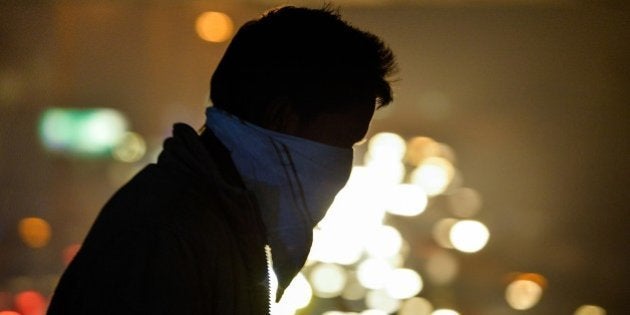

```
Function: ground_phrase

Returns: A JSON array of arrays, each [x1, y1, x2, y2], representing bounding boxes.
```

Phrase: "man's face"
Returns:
[[293, 97, 377, 148]]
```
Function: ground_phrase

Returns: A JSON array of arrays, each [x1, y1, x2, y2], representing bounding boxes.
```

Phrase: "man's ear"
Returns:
[[261, 96, 300, 134]]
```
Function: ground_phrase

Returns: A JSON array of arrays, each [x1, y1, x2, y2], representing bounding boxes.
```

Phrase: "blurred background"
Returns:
[[0, 0, 628, 314]]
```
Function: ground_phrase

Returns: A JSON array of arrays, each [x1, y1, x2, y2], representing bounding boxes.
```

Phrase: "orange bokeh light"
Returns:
[[515, 273, 548, 289], [195, 11, 234, 43], [18, 218, 51, 249], [14, 291, 46, 315]]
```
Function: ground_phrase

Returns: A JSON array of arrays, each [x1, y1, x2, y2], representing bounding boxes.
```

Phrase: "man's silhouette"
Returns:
[[48, 6, 397, 314]]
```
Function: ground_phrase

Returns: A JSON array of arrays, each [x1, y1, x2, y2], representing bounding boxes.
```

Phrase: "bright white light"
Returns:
[[505, 279, 543, 310], [80, 109, 128, 153], [366, 132, 406, 162], [400, 297, 433, 315], [364, 159, 406, 186], [309, 228, 363, 265], [360, 134, 406, 184], [365, 289, 401, 314], [574, 305, 607, 315], [364, 225, 403, 258], [314, 166, 390, 265], [309, 263, 347, 298], [426, 250, 459, 285], [319, 167, 387, 233], [410, 157, 455, 196], [361, 310, 388, 315], [384, 268, 423, 299], [270, 272, 312, 314], [357, 258, 393, 289], [449, 220, 490, 253], [386, 184, 428, 217], [431, 309, 460, 315]]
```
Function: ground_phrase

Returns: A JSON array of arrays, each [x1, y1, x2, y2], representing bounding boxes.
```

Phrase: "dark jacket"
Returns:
[[47, 124, 271, 314]]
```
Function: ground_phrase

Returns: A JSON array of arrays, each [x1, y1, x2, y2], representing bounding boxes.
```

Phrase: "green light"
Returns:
[[39, 108, 128, 157]]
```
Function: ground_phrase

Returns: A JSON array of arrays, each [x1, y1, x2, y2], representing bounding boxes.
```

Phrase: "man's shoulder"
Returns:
[[102, 162, 231, 228]]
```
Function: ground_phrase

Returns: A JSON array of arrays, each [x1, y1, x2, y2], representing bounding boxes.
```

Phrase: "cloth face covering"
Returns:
[[204, 107, 353, 299]]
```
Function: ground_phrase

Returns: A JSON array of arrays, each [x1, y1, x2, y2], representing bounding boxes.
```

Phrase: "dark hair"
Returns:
[[210, 6, 397, 124]]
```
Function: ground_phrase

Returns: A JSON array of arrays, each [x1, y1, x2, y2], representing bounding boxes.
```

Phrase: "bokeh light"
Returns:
[[404, 136, 441, 166], [447, 187, 482, 218], [82, 110, 128, 153], [357, 258, 393, 289], [18, 217, 51, 248], [112, 131, 146, 163], [366, 132, 406, 162], [309, 263, 347, 298], [319, 167, 388, 233], [309, 228, 363, 265], [399, 297, 433, 315], [410, 157, 455, 196], [270, 272, 312, 315], [574, 305, 607, 315], [364, 159, 406, 186], [14, 290, 46, 315], [39, 108, 75, 149], [365, 289, 401, 314], [435, 143, 457, 164], [0, 312, 21, 315], [195, 11, 234, 43], [505, 279, 543, 310], [364, 225, 403, 258], [386, 252, 407, 269], [314, 164, 396, 266], [341, 276, 367, 301], [514, 273, 547, 289], [385, 184, 428, 217], [432, 218, 458, 249], [39, 108, 128, 156], [425, 250, 459, 285], [384, 268, 423, 299], [449, 220, 490, 253]]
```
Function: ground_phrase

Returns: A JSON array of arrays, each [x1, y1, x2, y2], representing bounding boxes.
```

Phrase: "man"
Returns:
[[48, 5, 396, 314]]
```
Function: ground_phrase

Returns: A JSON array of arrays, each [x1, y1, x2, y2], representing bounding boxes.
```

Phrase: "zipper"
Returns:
[[265, 244, 273, 315]]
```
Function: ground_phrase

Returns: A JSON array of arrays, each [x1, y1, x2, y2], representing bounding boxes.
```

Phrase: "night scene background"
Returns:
[[0, 0, 628, 314]]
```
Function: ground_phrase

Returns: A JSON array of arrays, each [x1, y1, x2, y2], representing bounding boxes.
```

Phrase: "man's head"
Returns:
[[210, 6, 397, 147]]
